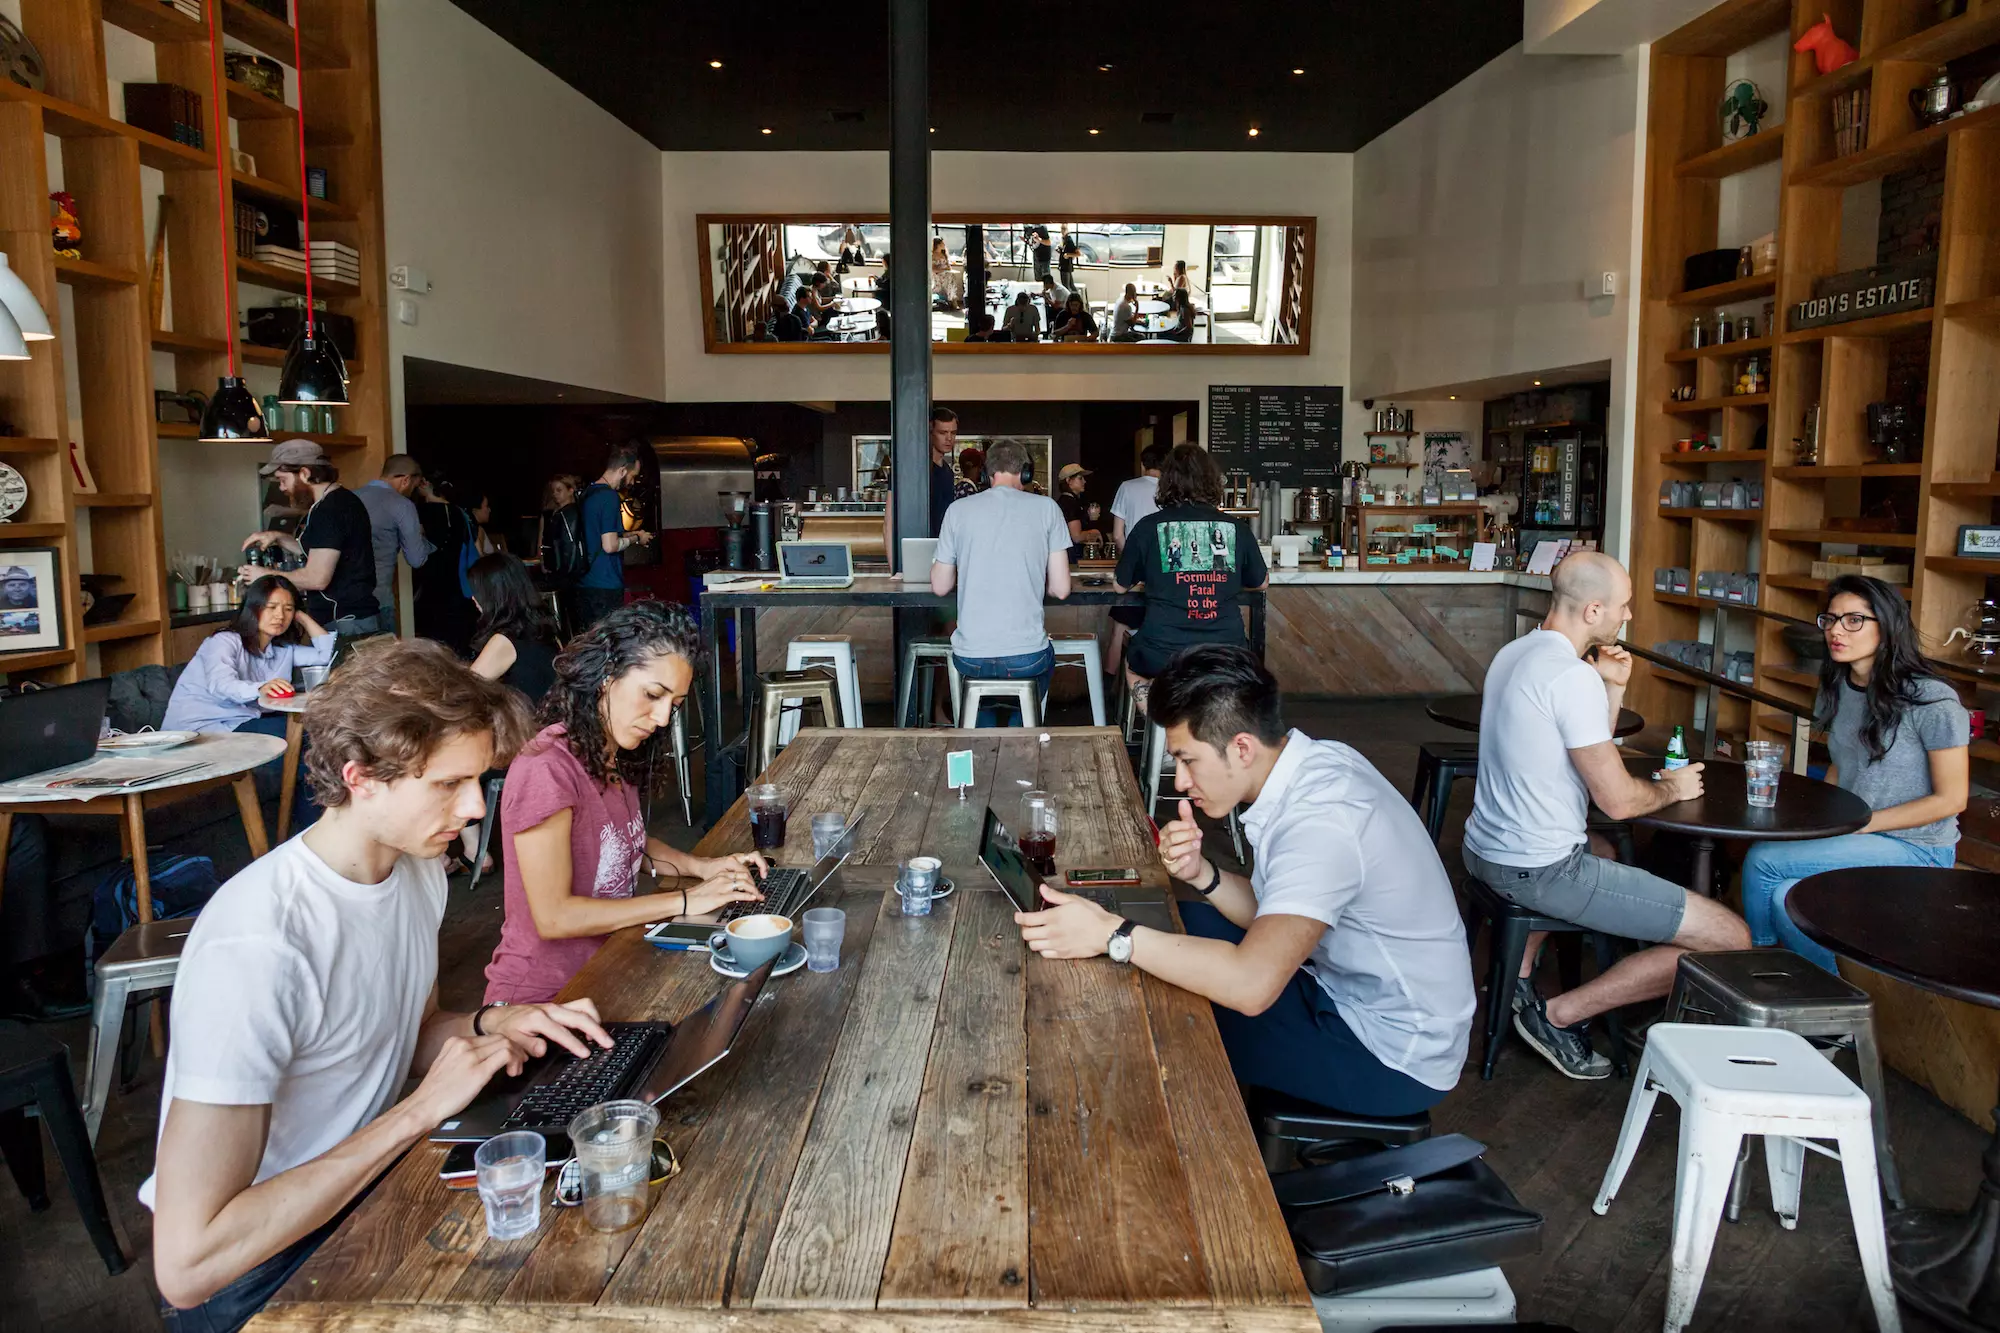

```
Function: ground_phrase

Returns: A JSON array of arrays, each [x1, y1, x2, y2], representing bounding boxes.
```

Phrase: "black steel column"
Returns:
[[888, 0, 930, 568]]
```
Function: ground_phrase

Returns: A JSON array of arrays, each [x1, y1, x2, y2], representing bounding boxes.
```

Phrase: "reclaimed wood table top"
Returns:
[[255, 727, 1314, 1332]]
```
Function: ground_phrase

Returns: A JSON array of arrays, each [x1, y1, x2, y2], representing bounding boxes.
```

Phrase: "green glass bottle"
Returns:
[[1665, 725, 1689, 771]]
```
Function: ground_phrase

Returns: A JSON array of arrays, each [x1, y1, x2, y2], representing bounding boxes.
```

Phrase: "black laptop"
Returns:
[[976, 805, 1174, 930], [0, 678, 112, 784], [430, 958, 774, 1143]]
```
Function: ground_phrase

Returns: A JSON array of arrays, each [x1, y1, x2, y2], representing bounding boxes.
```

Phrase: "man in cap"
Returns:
[[1055, 462, 1101, 558], [0, 565, 34, 610], [240, 440, 381, 635], [356, 455, 434, 630]]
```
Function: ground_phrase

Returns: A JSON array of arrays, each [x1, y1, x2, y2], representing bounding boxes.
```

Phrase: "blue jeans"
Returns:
[[1182, 903, 1446, 1116], [1740, 833, 1956, 973], [952, 645, 1055, 727], [233, 713, 319, 830]]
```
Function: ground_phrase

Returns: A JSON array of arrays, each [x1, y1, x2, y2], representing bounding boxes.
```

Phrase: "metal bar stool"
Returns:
[[2, 1020, 128, 1273], [753, 669, 843, 774], [1667, 948, 1902, 1212], [1463, 875, 1629, 1080], [958, 679, 1039, 729], [1140, 720, 1247, 861], [782, 634, 862, 740], [1409, 741, 1479, 844], [82, 919, 193, 1143], [895, 636, 957, 727], [1245, 1086, 1431, 1174], [1049, 633, 1107, 726], [467, 774, 507, 890]]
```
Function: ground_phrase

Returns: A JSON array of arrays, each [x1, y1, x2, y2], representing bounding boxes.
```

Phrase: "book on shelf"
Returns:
[[123, 83, 204, 149]]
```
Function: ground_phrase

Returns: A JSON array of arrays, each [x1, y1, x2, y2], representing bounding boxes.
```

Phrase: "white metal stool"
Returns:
[[1593, 1023, 1901, 1333], [895, 636, 957, 727], [1049, 633, 1107, 726], [83, 920, 194, 1143], [783, 635, 861, 741], [959, 679, 1039, 728]]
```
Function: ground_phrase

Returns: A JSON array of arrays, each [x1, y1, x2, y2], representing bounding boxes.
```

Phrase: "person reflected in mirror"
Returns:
[[1051, 294, 1098, 342], [1058, 225, 1080, 293], [1110, 283, 1144, 342], [964, 310, 1008, 343], [1003, 290, 1042, 343], [931, 237, 963, 310], [839, 223, 869, 270], [1027, 222, 1053, 281], [1040, 274, 1070, 329], [1740, 576, 1968, 972], [1158, 289, 1198, 343]]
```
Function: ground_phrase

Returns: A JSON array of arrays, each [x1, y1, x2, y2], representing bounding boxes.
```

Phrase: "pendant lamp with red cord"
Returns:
[[196, 0, 270, 442], [277, 5, 347, 406]]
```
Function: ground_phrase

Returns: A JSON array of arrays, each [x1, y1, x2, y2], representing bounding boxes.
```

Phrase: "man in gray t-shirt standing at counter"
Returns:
[[930, 438, 1072, 726]]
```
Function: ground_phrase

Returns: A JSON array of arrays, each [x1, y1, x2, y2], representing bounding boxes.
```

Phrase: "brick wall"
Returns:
[[1876, 161, 1943, 266]]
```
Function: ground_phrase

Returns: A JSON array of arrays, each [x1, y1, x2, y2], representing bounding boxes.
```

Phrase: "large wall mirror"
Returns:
[[699, 215, 1314, 355]]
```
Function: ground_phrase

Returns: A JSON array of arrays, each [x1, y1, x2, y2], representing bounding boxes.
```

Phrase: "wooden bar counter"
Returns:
[[253, 728, 1315, 1333]]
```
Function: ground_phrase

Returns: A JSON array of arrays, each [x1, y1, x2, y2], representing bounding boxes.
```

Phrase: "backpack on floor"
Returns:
[[88, 854, 220, 959]]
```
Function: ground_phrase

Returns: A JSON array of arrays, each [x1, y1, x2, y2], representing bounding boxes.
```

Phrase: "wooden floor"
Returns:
[[0, 699, 1984, 1332]]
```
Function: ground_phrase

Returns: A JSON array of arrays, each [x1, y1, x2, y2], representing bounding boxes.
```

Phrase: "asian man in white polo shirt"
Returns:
[[1014, 645, 1476, 1114]]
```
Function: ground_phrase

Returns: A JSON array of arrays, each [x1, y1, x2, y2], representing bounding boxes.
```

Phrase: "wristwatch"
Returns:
[[1195, 860, 1223, 897], [1106, 918, 1138, 964]]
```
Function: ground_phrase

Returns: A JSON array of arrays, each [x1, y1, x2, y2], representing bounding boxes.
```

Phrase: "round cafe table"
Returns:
[[1621, 756, 1870, 896], [836, 296, 881, 314], [1137, 299, 1171, 315], [264, 693, 309, 840], [1427, 694, 1645, 739], [1787, 867, 2000, 1333]]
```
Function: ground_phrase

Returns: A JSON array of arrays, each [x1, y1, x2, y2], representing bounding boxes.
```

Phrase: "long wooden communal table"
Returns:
[[254, 727, 1314, 1333], [694, 574, 1268, 826]]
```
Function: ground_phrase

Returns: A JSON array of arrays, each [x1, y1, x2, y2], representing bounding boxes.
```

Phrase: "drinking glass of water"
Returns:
[[474, 1130, 546, 1241], [1744, 741, 1784, 809], [811, 812, 846, 859]]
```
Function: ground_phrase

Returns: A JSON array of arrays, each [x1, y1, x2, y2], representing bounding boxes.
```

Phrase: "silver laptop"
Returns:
[[777, 540, 854, 589], [899, 537, 938, 582]]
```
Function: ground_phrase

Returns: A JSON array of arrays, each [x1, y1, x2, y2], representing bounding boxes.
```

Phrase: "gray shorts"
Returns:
[[1464, 845, 1687, 944]]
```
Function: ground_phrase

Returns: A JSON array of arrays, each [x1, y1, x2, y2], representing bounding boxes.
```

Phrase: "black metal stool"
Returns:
[[0, 1020, 127, 1274], [1463, 876, 1629, 1080], [1246, 1086, 1432, 1174], [1409, 741, 1479, 843], [1667, 947, 1902, 1212]]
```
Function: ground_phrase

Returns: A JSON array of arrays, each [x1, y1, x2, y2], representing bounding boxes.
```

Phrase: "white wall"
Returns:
[[377, 0, 666, 444], [657, 151, 1354, 444], [1349, 43, 1647, 556]]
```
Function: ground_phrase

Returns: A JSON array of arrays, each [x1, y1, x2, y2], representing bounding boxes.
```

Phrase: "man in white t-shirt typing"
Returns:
[[145, 640, 614, 1330], [1015, 646, 1475, 1114], [1463, 552, 1749, 1080]]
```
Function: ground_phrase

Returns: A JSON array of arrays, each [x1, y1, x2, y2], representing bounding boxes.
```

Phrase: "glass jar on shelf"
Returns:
[[1687, 312, 1709, 349]]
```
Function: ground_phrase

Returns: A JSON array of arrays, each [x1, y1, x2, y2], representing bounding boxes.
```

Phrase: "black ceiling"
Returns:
[[442, 1, 1524, 153]]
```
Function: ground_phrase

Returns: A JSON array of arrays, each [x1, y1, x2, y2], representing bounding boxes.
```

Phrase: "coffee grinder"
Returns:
[[719, 489, 752, 570]]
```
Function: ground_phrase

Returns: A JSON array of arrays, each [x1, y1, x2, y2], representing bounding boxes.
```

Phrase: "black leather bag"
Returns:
[[1275, 1134, 1543, 1296]]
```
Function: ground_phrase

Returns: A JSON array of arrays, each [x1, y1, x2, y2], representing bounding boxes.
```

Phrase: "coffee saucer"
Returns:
[[710, 940, 807, 979]]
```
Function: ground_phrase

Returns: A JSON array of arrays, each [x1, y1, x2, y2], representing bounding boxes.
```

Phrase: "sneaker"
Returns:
[[1514, 993, 1613, 1080], [1511, 975, 1539, 1015]]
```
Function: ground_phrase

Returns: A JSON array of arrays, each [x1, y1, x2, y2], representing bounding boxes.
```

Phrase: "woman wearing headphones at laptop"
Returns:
[[483, 602, 769, 1004]]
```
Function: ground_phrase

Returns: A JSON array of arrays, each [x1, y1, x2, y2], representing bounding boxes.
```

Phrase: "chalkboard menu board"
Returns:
[[1206, 385, 1345, 481]]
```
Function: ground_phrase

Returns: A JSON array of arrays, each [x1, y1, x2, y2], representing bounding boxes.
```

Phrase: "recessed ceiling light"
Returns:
[[1088, 127, 1100, 135], [1532, 380, 1542, 386], [760, 127, 772, 135], [1098, 63, 1113, 71], [1292, 67, 1304, 75], [1449, 394, 1458, 400], [929, 126, 935, 133], [1248, 126, 1261, 137], [708, 59, 723, 68]]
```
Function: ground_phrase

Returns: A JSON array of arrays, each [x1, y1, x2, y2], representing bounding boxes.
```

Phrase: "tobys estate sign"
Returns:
[[1789, 257, 1936, 331]]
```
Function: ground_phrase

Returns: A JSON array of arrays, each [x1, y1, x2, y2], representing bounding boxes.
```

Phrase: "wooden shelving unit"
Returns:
[[1632, 0, 2000, 1129], [0, 0, 389, 682]]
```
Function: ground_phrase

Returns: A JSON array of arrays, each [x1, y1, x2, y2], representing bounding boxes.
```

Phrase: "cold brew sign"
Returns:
[[1789, 259, 1935, 331]]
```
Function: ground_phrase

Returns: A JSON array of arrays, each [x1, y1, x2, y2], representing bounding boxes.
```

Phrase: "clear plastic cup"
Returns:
[[474, 1130, 546, 1241], [802, 906, 846, 972], [811, 812, 847, 858], [567, 1100, 660, 1233], [1745, 741, 1783, 809], [898, 855, 942, 916]]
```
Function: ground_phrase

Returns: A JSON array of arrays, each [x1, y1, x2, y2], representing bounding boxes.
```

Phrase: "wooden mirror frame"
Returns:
[[697, 214, 1315, 356]]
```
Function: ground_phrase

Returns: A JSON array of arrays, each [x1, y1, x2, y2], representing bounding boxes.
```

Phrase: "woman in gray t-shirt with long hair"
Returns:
[[1741, 574, 1969, 972]]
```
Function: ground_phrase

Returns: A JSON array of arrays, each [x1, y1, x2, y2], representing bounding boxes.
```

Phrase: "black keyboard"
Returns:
[[500, 1024, 666, 1132], [717, 865, 812, 922]]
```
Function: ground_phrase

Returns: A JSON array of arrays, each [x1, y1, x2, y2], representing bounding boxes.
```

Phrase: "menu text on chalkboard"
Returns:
[[1206, 385, 1345, 481]]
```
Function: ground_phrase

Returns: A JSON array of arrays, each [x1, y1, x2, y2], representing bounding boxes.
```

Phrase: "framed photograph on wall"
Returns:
[[1957, 525, 2000, 559], [0, 546, 66, 656]]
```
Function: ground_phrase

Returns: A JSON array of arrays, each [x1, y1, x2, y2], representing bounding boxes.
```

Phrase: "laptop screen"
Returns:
[[780, 542, 851, 579], [632, 960, 772, 1105]]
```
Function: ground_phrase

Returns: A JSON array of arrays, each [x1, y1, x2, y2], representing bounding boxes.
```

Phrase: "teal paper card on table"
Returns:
[[945, 749, 975, 792]]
